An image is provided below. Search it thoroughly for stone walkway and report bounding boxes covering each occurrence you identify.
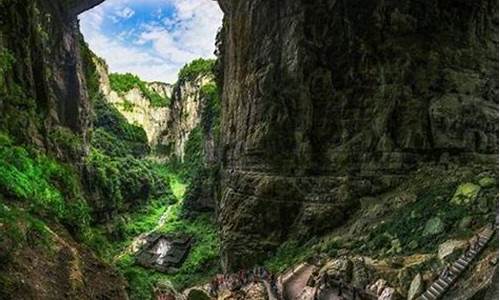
[282,263,316,300]
[262,280,278,300]
[417,225,496,300]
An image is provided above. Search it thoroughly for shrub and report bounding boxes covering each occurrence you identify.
[92,96,149,157]
[49,127,85,161]
[109,73,170,108]
[84,149,172,220]
[80,37,101,101]
[0,133,91,236]
[178,59,215,83]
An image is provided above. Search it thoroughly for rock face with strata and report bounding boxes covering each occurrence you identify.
[93,58,173,146]
[215,0,499,270]
[159,75,215,160]
[0,0,102,160]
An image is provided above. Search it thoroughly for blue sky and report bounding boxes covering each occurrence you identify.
[79,0,223,83]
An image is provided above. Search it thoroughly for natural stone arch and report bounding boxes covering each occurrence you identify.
[70,0,106,16]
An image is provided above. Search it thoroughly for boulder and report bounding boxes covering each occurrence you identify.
[379,287,398,300]
[407,273,424,300]
[369,279,388,296]
[459,216,473,229]
[320,257,353,283]
[241,282,268,300]
[438,240,467,262]
[451,183,481,205]
[478,177,496,188]
[423,217,445,236]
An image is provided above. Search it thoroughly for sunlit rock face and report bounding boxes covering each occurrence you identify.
[93,56,214,158]
[160,74,215,160]
[215,0,498,270]
[93,58,173,146]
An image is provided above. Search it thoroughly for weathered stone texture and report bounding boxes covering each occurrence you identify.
[0,0,103,159]
[216,0,498,270]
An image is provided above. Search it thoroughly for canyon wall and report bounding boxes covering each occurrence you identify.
[216,0,499,270]
[0,1,128,298]
[159,75,216,160]
[93,58,172,147]
[93,55,215,161]
[0,0,107,160]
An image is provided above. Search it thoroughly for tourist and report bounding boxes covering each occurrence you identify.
[440,265,451,279]
[353,287,359,299]
[270,273,278,294]
[338,281,344,296]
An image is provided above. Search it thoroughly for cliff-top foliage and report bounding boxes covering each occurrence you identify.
[177,58,215,83]
[109,73,170,108]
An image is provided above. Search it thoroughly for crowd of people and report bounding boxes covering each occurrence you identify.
[208,266,278,297]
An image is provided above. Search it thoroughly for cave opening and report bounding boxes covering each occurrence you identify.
[75,0,224,295]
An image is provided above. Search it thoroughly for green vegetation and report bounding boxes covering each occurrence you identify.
[178,58,215,83]
[115,209,220,299]
[264,241,314,273]
[0,47,15,91]
[49,126,85,161]
[200,83,220,138]
[121,99,135,112]
[109,73,170,108]
[0,132,91,238]
[92,96,149,157]
[178,82,220,216]
[91,174,220,299]
[79,37,101,100]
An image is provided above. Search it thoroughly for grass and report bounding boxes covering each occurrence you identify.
[264,240,314,273]
[104,173,219,297]
[168,176,187,201]
[364,184,473,255]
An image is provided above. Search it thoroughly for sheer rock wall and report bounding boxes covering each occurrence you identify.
[216,0,499,270]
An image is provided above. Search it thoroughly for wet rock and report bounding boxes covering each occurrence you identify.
[438,240,467,262]
[407,273,424,300]
[351,257,370,289]
[459,216,473,229]
[320,257,353,283]
[379,287,398,300]
[215,0,498,269]
[369,279,388,296]
[451,183,481,206]
[241,282,267,300]
[423,217,445,236]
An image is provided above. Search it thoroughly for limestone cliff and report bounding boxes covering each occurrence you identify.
[0,0,128,298]
[215,0,499,270]
[93,54,216,162]
[0,0,101,161]
[159,74,215,160]
[93,58,172,147]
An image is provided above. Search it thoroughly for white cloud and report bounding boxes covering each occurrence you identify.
[115,7,135,19]
[79,0,223,83]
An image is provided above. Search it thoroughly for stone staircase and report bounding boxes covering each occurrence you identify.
[417,226,496,300]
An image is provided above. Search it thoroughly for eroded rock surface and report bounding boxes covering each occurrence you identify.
[216,0,499,270]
